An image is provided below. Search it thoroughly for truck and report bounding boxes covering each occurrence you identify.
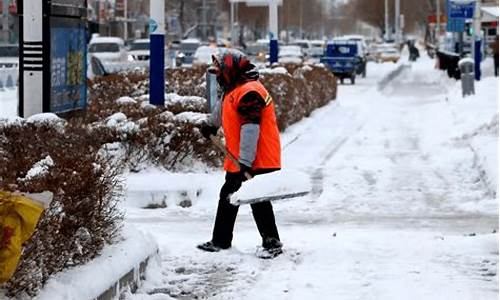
[320,40,363,84]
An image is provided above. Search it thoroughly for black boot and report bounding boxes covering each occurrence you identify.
[197,241,230,252]
[258,237,283,259]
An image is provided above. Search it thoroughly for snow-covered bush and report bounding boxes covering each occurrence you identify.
[261,63,337,130]
[0,121,123,297]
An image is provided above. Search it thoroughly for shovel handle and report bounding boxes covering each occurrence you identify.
[209,135,252,180]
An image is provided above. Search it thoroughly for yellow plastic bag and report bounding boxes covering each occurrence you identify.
[0,191,50,283]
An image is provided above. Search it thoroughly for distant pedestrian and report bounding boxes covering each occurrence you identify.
[492,35,499,77]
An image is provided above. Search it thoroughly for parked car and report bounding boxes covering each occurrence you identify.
[0,44,18,68]
[88,37,129,63]
[308,40,326,58]
[279,45,303,64]
[128,39,150,61]
[290,39,325,59]
[246,42,268,62]
[378,47,401,63]
[192,46,219,66]
[176,38,201,66]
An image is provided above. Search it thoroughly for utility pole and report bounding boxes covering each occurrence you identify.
[436,0,440,45]
[202,0,207,41]
[299,0,303,39]
[124,0,128,41]
[385,0,390,41]
[2,0,8,42]
[395,0,400,43]
[230,1,235,45]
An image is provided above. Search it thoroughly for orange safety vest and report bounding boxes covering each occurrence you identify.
[222,80,281,172]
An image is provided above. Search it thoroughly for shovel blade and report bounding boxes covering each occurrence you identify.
[231,191,310,206]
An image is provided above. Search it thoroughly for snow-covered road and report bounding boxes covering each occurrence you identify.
[125,57,498,300]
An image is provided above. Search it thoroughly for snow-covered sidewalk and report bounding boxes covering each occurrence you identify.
[121,56,498,300]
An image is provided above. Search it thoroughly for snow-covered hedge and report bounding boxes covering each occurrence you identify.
[0,117,123,297]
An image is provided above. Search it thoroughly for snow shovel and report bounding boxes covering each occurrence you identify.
[209,135,310,205]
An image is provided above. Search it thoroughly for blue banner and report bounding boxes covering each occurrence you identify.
[50,26,87,112]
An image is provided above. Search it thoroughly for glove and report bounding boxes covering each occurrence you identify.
[200,123,218,139]
[237,163,253,182]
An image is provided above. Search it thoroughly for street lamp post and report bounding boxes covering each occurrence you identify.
[385,0,390,41]
[436,0,440,45]
[395,0,400,43]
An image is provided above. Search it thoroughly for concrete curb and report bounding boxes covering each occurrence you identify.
[94,249,159,300]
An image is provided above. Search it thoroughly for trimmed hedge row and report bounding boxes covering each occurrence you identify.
[0,63,336,297]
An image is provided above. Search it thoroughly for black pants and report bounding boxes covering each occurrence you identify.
[494,55,499,77]
[211,171,280,248]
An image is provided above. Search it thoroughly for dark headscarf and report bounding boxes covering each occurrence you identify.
[211,49,259,92]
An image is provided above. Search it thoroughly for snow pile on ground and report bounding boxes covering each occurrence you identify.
[33,226,158,300]
[470,136,498,195]
[124,170,223,209]
[444,76,499,195]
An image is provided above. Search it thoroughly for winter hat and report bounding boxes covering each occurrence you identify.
[209,49,259,92]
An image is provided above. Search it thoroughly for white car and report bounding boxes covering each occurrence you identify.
[308,40,325,58]
[128,39,150,61]
[88,37,128,63]
[278,45,304,64]
[192,46,219,66]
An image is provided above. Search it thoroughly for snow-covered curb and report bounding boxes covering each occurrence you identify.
[33,225,159,300]
[470,136,498,196]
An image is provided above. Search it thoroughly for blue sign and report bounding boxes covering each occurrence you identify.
[447,0,475,32]
[50,26,87,112]
[149,19,158,34]
[449,0,475,19]
[447,18,466,32]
